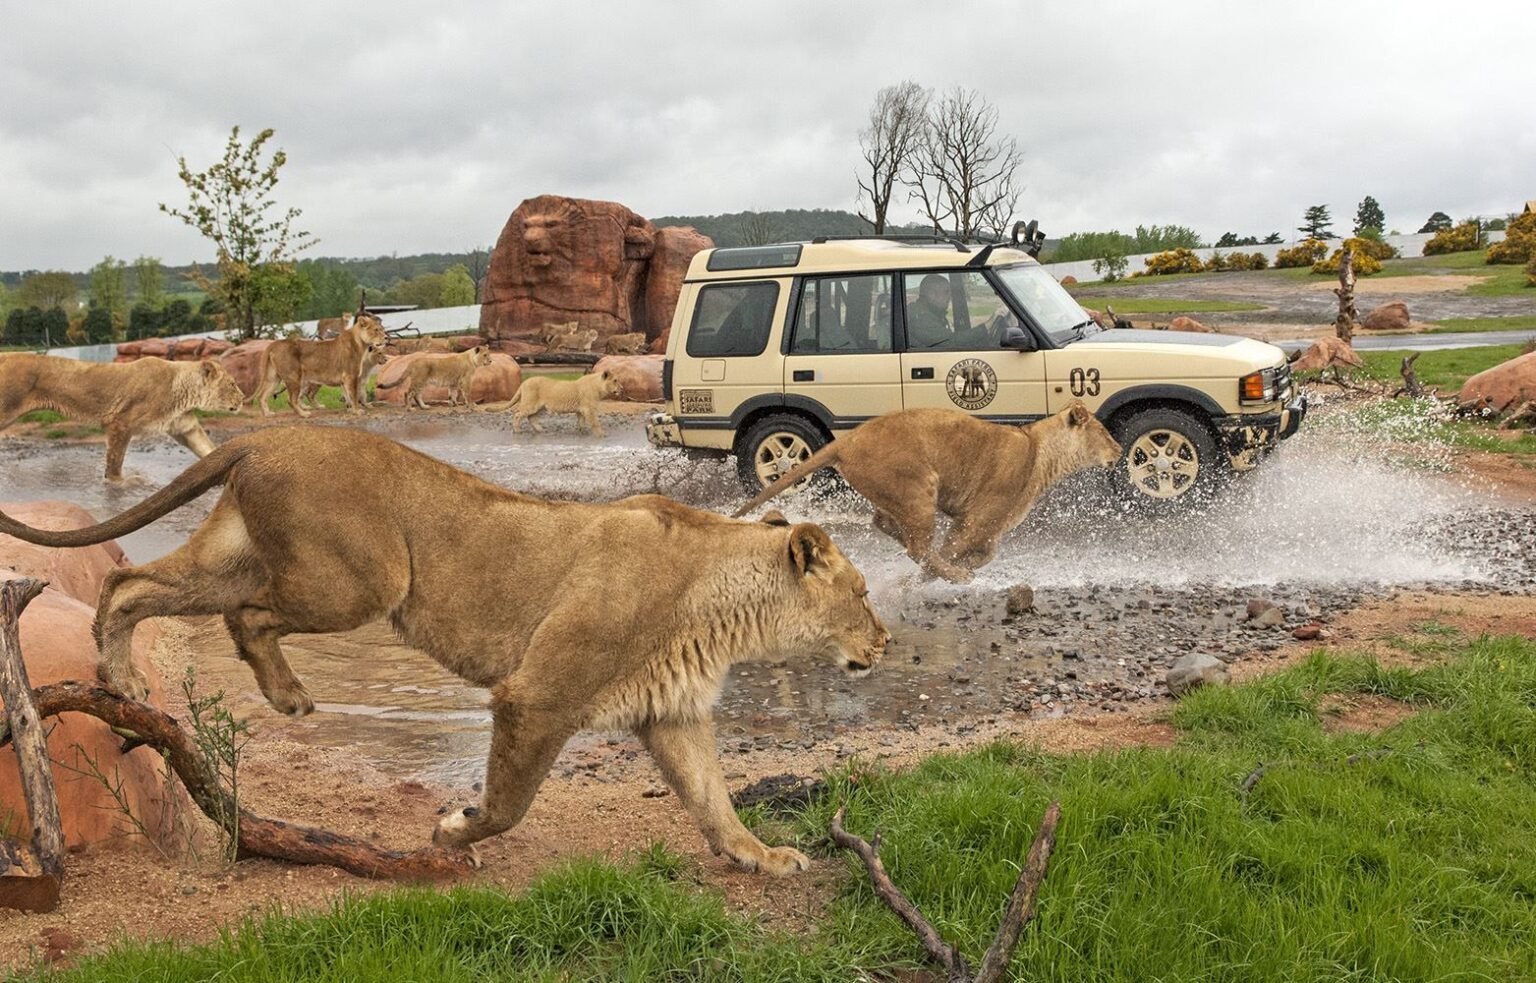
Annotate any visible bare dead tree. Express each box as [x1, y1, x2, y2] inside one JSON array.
[[856, 81, 930, 235], [737, 211, 783, 247], [902, 87, 1023, 240], [465, 245, 490, 301], [1333, 244, 1358, 343]]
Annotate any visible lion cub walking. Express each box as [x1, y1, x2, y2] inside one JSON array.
[[734, 402, 1122, 583], [504, 369, 622, 436], [376, 346, 492, 410]]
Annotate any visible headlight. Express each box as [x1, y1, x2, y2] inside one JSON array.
[[1239, 368, 1278, 404]]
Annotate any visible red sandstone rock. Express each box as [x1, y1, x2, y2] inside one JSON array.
[[372, 352, 523, 406], [1059, 275, 1078, 285], [1458, 351, 1536, 414], [644, 226, 712, 348], [1169, 316, 1212, 333], [219, 340, 275, 396], [1360, 301, 1410, 331], [0, 502, 128, 606], [593, 354, 665, 403], [1291, 336, 1364, 373]]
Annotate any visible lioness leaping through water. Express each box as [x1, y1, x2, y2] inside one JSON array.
[[0, 354, 246, 480], [253, 314, 388, 417], [0, 427, 887, 873], [734, 402, 1122, 583]]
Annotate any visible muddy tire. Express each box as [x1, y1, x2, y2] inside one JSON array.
[[736, 415, 827, 496], [1111, 406, 1222, 508]]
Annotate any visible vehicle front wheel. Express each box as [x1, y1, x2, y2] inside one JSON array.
[[736, 415, 827, 496], [1111, 406, 1223, 508]]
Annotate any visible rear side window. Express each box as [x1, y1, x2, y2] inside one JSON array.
[[685, 281, 780, 358]]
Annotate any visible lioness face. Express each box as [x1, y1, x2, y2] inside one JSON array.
[[201, 359, 247, 412], [367, 345, 389, 366], [354, 315, 389, 347], [600, 369, 624, 399], [1063, 401, 1122, 468], [472, 346, 493, 367], [787, 524, 889, 677]]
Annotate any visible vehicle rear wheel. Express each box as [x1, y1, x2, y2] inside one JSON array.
[[736, 415, 827, 496], [1111, 406, 1222, 508]]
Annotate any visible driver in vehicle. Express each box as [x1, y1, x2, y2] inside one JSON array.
[[907, 274, 1010, 350]]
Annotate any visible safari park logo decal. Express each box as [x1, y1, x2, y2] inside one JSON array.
[[945, 358, 997, 411]]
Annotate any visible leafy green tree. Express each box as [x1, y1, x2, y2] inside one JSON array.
[[1298, 205, 1335, 240], [250, 263, 312, 330], [161, 298, 194, 336], [133, 256, 166, 309], [89, 256, 128, 327], [1485, 217, 1508, 231], [0, 280, 10, 325], [1262, 232, 1283, 244], [17, 270, 78, 312], [390, 272, 448, 309], [5, 306, 51, 346], [160, 126, 315, 339], [296, 259, 360, 319], [1353, 196, 1385, 236], [40, 308, 67, 345], [1418, 211, 1452, 234], [128, 301, 163, 340], [440, 264, 476, 306], [83, 303, 115, 344]]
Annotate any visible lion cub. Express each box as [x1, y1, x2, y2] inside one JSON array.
[[735, 402, 1122, 583], [505, 369, 623, 436], [376, 346, 493, 410]]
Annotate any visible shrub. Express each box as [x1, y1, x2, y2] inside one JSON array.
[[1423, 220, 1481, 255], [1204, 251, 1268, 272], [1485, 211, 1536, 265], [1526, 254, 1536, 287], [1138, 247, 1206, 276], [1092, 251, 1129, 282], [1274, 239, 1328, 268], [1312, 243, 1383, 277], [1350, 231, 1398, 260]]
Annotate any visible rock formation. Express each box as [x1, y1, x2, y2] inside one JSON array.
[[1458, 351, 1536, 414], [1291, 336, 1364, 373], [592, 354, 665, 403], [1360, 301, 1411, 332], [1168, 316, 1212, 333], [114, 337, 233, 363], [479, 196, 712, 353]]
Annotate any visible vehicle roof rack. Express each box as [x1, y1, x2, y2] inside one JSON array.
[[809, 233, 970, 253]]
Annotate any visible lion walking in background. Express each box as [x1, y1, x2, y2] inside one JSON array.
[[375, 346, 492, 410], [504, 369, 622, 436], [253, 314, 388, 416]]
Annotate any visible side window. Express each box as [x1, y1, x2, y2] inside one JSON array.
[[903, 271, 1023, 352], [790, 274, 894, 354], [685, 281, 780, 358]]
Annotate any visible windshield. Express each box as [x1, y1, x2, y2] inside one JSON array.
[[993, 264, 1097, 345]]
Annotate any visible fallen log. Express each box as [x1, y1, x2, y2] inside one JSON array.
[[1, 681, 477, 882], [0, 578, 65, 912], [512, 352, 603, 366], [830, 800, 1061, 983]]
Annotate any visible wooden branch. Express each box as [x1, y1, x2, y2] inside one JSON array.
[[0, 578, 66, 912], [2, 681, 476, 882], [1333, 244, 1358, 344], [830, 801, 1062, 983], [1399, 352, 1424, 398]]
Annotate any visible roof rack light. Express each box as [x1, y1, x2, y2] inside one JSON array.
[[705, 244, 804, 271]]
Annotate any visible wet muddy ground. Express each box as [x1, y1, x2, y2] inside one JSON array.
[[5, 402, 1534, 792]]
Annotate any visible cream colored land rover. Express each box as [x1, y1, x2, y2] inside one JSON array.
[[645, 231, 1306, 506]]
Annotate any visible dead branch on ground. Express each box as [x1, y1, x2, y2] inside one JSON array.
[[830, 800, 1061, 983]]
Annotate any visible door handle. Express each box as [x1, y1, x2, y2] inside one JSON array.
[[910, 367, 934, 380], [792, 369, 814, 382]]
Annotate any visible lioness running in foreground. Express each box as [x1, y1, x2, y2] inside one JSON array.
[[0, 427, 887, 873], [735, 402, 1122, 583], [376, 346, 493, 410], [253, 314, 388, 417], [0, 354, 246, 479], [505, 369, 623, 436]]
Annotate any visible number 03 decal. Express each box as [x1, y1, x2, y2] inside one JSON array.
[[1068, 367, 1101, 397]]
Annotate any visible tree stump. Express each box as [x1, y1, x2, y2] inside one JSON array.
[[0, 578, 65, 912], [1333, 244, 1358, 344]]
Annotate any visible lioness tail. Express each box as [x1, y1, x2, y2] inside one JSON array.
[[730, 441, 844, 518], [0, 441, 251, 548]]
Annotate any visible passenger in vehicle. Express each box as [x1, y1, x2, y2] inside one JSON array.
[[905, 274, 954, 348]]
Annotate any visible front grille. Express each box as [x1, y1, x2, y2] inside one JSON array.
[[1274, 362, 1293, 400]]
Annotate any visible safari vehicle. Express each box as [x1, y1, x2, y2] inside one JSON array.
[[645, 224, 1306, 506]]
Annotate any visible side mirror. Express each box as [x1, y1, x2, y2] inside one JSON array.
[[1002, 325, 1032, 350]]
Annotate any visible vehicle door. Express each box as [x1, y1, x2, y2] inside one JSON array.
[[782, 272, 903, 429], [897, 269, 1048, 422]]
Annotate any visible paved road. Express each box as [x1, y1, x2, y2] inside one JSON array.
[[1274, 330, 1531, 354]]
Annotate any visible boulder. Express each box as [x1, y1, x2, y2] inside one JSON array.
[[0, 501, 129, 606], [644, 226, 712, 349], [1165, 653, 1229, 697], [219, 340, 275, 396], [1169, 316, 1212, 333], [1005, 584, 1035, 617], [1360, 301, 1411, 332], [592, 354, 665, 403], [1059, 275, 1078, 285], [479, 196, 711, 351], [1291, 336, 1364, 373], [1457, 351, 1536, 415], [135, 338, 170, 358], [372, 352, 523, 407]]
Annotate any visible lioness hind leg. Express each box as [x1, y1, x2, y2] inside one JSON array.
[[284, 374, 310, 417], [224, 606, 315, 716], [638, 718, 809, 876], [433, 692, 577, 849]]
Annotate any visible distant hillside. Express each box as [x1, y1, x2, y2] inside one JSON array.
[[650, 208, 879, 248]]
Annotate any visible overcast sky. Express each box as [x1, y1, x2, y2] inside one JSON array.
[[3, 1, 1533, 271]]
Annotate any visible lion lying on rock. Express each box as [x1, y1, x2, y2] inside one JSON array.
[[735, 402, 1122, 583], [376, 346, 492, 410], [254, 314, 388, 417], [0, 427, 887, 873], [504, 369, 623, 436], [0, 354, 246, 479]]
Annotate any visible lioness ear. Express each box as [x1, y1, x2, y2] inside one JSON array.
[[787, 523, 832, 577], [201, 360, 219, 379], [1067, 402, 1091, 427], [760, 509, 789, 527]]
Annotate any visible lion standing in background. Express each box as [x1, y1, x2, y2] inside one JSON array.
[[375, 346, 493, 410], [253, 314, 388, 417], [504, 369, 622, 436], [0, 353, 245, 479], [0, 426, 888, 873]]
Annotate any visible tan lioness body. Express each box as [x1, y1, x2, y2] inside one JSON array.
[[254, 315, 388, 417], [376, 346, 492, 410], [506, 369, 622, 436], [295, 344, 389, 410], [0, 427, 886, 872], [735, 402, 1122, 583], [0, 354, 245, 479]]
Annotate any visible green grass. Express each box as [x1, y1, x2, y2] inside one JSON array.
[[1312, 397, 1536, 460], [19, 632, 1536, 981], [1071, 297, 1266, 314], [1354, 343, 1529, 390], [1430, 315, 1536, 334], [17, 409, 65, 424], [252, 384, 374, 414]]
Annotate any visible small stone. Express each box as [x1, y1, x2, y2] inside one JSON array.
[[1245, 598, 1275, 620], [180, 885, 198, 896], [641, 785, 670, 799], [1292, 623, 1323, 641], [1005, 584, 1036, 617], [1165, 653, 1229, 697], [1255, 607, 1285, 627]]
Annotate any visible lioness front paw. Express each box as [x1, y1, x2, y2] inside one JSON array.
[[99, 662, 151, 702], [267, 684, 315, 717], [727, 842, 811, 876]]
